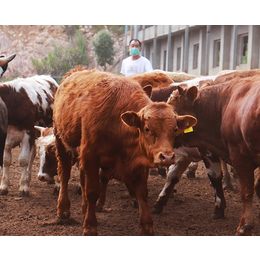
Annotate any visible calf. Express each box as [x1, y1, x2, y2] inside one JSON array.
[[35, 126, 81, 194], [0, 75, 59, 196], [53, 68, 196, 235], [0, 54, 16, 78], [167, 70, 260, 235]]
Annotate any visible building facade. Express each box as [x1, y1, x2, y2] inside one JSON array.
[[125, 25, 260, 76]]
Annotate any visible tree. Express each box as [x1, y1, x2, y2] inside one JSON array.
[[31, 30, 90, 83], [92, 29, 115, 71]]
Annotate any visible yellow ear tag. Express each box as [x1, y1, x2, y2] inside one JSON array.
[[184, 126, 193, 133]]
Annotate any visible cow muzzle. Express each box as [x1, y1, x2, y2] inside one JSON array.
[[38, 173, 54, 182], [154, 152, 176, 166]]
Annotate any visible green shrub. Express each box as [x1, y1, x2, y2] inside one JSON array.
[[92, 29, 115, 71]]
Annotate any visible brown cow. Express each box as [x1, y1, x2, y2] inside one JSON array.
[[129, 71, 174, 89], [167, 71, 260, 235], [53, 68, 197, 235]]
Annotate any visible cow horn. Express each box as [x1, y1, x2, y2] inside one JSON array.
[[34, 126, 45, 133], [0, 53, 16, 66]]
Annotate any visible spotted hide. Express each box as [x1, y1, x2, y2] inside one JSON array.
[[0, 75, 59, 196]]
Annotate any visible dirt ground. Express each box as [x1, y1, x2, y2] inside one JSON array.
[[0, 147, 260, 237]]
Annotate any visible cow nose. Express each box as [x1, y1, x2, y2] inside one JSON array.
[[159, 153, 175, 165], [38, 175, 45, 181]]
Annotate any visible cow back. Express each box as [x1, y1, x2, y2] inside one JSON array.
[[54, 69, 152, 149], [0, 75, 59, 128]]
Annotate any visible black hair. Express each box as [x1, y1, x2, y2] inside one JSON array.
[[129, 39, 142, 47]]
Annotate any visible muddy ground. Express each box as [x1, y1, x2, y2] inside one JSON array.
[[0, 147, 260, 237]]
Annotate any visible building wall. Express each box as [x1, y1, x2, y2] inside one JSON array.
[[125, 25, 260, 76]]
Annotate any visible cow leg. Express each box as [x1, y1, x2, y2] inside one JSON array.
[[0, 144, 12, 195], [186, 162, 198, 178], [201, 154, 226, 219], [235, 166, 255, 236], [80, 152, 100, 236], [96, 170, 109, 212], [132, 168, 154, 235], [19, 136, 36, 197], [254, 168, 260, 199], [125, 183, 138, 208], [56, 137, 72, 220], [222, 160, 233, 190], [151, 155, 191, 214]]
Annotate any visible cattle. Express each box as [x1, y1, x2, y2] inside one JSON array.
[[0, 54, 16, 78], [150, 75, 234, 218], [129, 71, 174, 88], [153, 69, 200, 82], [167, 70, 260, 235], [35, 126, 57, 182], [35, 125, 81, 195], [0, 75, 59, 196], [52, 68, 197, 235]]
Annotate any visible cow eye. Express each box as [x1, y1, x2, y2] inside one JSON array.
[[145, 127, 150, 133]]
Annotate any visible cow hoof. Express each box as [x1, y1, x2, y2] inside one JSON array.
[[95, 204, 104, 212], [83, 226, 97, 236], [151, 204, 163, 214], [212, 208, 225, 219], [236, 224, 253, 236], [133, 200, 138, 208], [53, 187, 60, 196], [186, 171, 196, 178], [76, 186, 82, 195], [19, 191, 29, 197], [139, 226, 154, 236], [0, 189, 8, 195], [58, 212, 70, 220]]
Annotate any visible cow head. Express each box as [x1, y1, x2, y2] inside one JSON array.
[[121, 102, 197, 167], [167, 86, 198, 116], [0, 54, 16, 78], [35, 126, 57, 182]]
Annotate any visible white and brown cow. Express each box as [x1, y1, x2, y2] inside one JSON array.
[[35, 126, 81, 195], [0, 54, 16, 78], [0, 75, 59, 196]]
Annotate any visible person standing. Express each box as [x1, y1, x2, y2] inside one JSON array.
[[121, 39, 153, 77]]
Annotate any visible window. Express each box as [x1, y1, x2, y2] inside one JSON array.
[[240, 34, 248, 64], [213, 40, 220, 67], [177, 47, 181, 70], [193, 44, 199, 69]]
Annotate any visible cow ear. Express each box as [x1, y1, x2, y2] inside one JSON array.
[[176, 115, 197, 131], [187, 86, 198, 102], [177, 86, 185, 96], [143, 85, 152, 98], [121, 111, 141, 129]]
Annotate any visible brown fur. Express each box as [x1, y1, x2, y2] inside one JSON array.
[[129, 71, 173, 89], [168, 70, 260, 235], [53, 68, 196, 236]]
